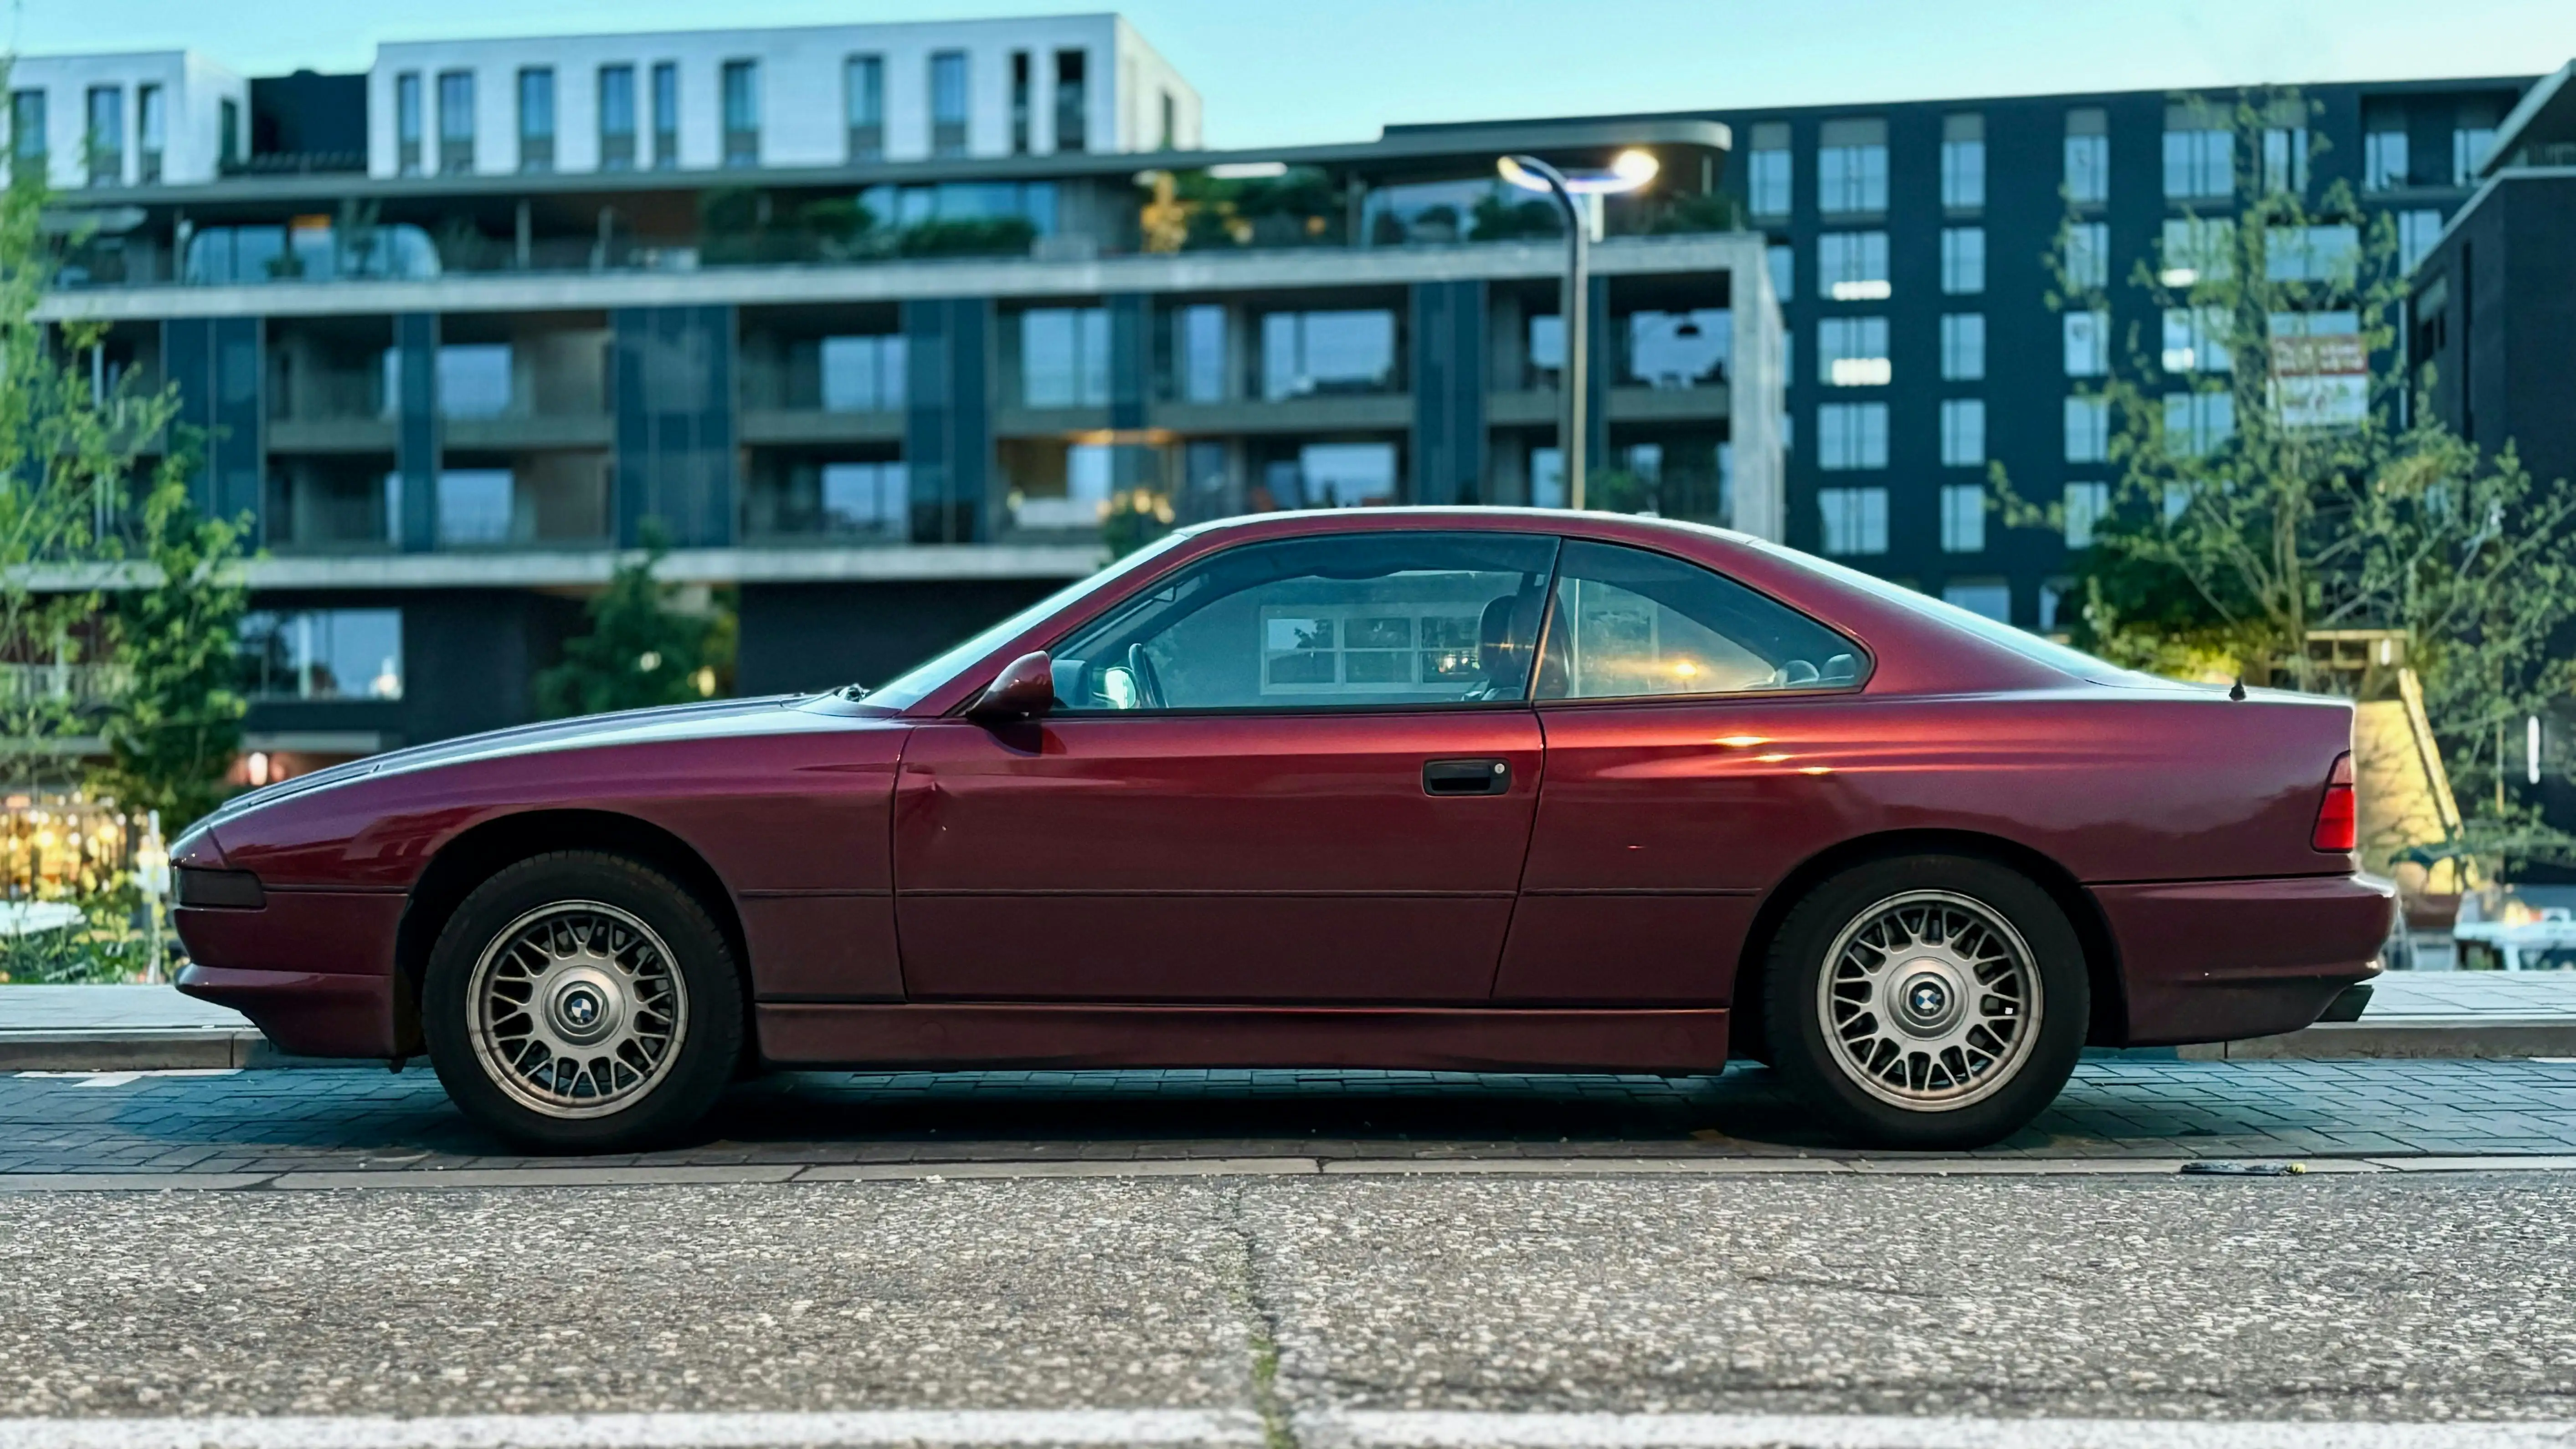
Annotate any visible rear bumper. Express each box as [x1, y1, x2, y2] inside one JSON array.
[[172, 891, 407, 1059], [2096, 874, 2396, 1047]]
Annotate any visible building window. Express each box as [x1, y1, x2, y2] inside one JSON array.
[[1816, 403, 1889, 470], [651, 62, 678, 169], [2263, 125, 2309, 194], [2453, 126, 2495, 185], [721, 60, 760, 167], [2398, 209, 2444, 273], [2365, 128, 2409, 192], [395, 73, 422, 175], [1940, 484, 1986, 553], [1008, 52, 1031, 156], [2064, 311, 2110, 377], [2162, 307, 2233, 373], [1766, 243, 1794, 303], [1272, 442, 1399, 509], [1021, 307, 1111, 406], [597, 65, 636, 171], [1941, 113, 1985, 209], [1817, 317, 1890, 387], [1174, 304, 1227, 402], [1818, 231, 1890, 300], [820, 335, 907, 412], [1054, 50, 1088, 153], [1817, 118, 1887, 214], [1261, 310, 1397, 399], [240, 609, 405, 701], [2064, 396, 2110, 462], [517, 68, 555, 172], [2160, 217, 2235, 285], [137, 83, 164, 183], [2165, 391, 2236, 457], [2063, 482, 2111, 548], [2065, 108, 2109, 204], [1817, 486, 1889, 555], [1940, 313, 1985, 380], [1940, 226, 1985, 294], [846, 55, 885, 161], [1748, 121, 1791, 218], [437, 71, 474, 174], [10, 90, 46, 178], [2064, 221, 2109, 290], [2163, 105, 2232, 200], [82, 85, 121, 187], [219, 97, 240, 171], [1940, 399, 1986, 467], [1943, 579, 2011, 622], [2265, 223, 2360, 282], [929, 51, 968, 158], [1160, 90, 1177, 150]]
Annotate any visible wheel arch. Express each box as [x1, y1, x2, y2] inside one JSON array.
[[1728, 828, 2128, 1058], [391, 809, 751, 1057]]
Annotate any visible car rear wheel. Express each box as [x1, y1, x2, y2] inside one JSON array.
[[422, 852, 743, 1153], [1762, 855, 2087, 1150]]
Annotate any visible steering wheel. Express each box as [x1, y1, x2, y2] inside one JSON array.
[[1126, 643, 1167, 710]]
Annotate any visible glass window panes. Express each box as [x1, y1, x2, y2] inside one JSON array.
[[2064, 108, 2110, 204], [1021, 308, 1110, 406], [1941, 113, 1985, 209], [2064, 396, 2110, 463], [1817, 486, 1889, 555], [1816, 403, 1888, 470], [2160, 217, 2236, 284], [1766, 243, 1794, 303], [1940, 313, 1985, 380], [847, 54, 886, 160], [1175, 304, 1226, 402], [1817, 118, 1888, 214], [1625, 310, 1729, 389], [597, 65, 636, 170], [1052, 531, 1557, 710], [1260, 310, 1395, 400], [821, 335, 906, 411], [2454, 126, 2495, 185], [651, 63, 678, 168], [85, 85, 122, 186], [1941, 227, 1985, 295], [2064, 222, 2109, 290], [2162, 307, 2232, 373], [2162, 109, 2231, 199], [2266, 224, 2360, 282], [930, 51, 969, 156], [1540, 540, 1860, 699], [721, 59, 760, 166], [436, 469, 514, 545], [1943, 579, 2010, 622], [1940, 483, 1986, 553], [1940, 399, 1985, 467], [2365, 130, 2409, 191], [2063, 311, 2109, 377], [1819, 231, 1890, 299], [517, 67, 555, 172], [437, 71, 474, 173], [2398, 210, 2444, 273], [2062, 481, 2111, 547], [821, 462, 908, 533], [1817, 317, 1889, 387], [436, 344, 512, 419], [1748, 122, 1792, 217], [2264, 126, 2309, 194], [2164, 391, 2236, 457], [1273, 442, 1397, 508], [240, 609, 404, 701]]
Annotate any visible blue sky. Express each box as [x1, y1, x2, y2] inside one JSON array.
[[21, 0, 2576, 148]]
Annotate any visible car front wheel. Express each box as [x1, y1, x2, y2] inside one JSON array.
[[422, 852, 744, 1153], [1763, 855, 2087, 1150]]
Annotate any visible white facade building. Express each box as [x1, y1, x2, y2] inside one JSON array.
[[365, 14, 1201, 179], [4, 51, 248, 187]]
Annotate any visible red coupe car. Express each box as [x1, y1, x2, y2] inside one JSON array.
[[172, 509, 2392, 1151]]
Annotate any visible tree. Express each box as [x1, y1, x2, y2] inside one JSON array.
[[535, 531, 730, 718], [1999, 90, 2576, 857], [89, 473, 251, 830]]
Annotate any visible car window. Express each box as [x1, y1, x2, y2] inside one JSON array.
[[862, 531, 1194, 709], [1535, 540, 1865, 701], [1052, 532, 1559, 712]]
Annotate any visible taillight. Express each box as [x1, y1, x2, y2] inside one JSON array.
[[2312, 752, 2357, 853]]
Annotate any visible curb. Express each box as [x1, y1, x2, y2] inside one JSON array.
[[2176, 1019, 2576, 1060], [0, 1030, 345, 1072]]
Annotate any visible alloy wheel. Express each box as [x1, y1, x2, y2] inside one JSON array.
[[1815, 889, 2041, 1112], [465, 900, 689, 1120]]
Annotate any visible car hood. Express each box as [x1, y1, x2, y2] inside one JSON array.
[[198, 694, 822, 831]]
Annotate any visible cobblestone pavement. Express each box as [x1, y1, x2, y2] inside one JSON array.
[[6, 1058, 2576, 1177]]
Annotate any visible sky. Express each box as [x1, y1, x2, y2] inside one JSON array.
[[18, 0, 2576, 149]]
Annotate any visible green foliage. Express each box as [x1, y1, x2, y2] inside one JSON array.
[[1996, 88, 2576, 862], [89, 473, 251, 831], [534, 532, 731, 719], [1470, 193, 1563, 242], [1100, 488, 1177, 560], [0, 883, 162, 984]]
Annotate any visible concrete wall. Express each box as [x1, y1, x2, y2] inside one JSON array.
[[5, 50, 247, 186]]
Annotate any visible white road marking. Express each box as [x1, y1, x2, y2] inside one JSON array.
[[4, 1412, 2576, 1449], [13, 1069, 240, 1088]]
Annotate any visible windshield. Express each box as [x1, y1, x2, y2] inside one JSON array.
[[859, 532, 1196, 710]]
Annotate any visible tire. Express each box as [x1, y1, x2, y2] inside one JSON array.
[[1762, 854, 2087, 1150], [422, 851, 744, 1153]]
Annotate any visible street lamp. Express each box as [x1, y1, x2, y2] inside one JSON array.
[[1498, 149, 1659, 511]]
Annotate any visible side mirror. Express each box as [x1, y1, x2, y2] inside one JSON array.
[[968, 650, 1056, 724]]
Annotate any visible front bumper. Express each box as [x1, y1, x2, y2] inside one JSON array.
[[2096, 873, 2397, 1047], [172, 891, 408, 1058]]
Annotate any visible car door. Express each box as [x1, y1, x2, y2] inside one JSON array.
[[1498, 539, 1871, 1005], [895, 529, 1559, 1003]]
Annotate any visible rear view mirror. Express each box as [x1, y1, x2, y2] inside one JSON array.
[[968, 651, 1056, 724]]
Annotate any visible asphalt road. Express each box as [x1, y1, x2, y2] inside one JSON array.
[[7, 1171, 2576, 1435]]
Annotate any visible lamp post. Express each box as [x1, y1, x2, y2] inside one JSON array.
[[1497, 149, 1659, 511]]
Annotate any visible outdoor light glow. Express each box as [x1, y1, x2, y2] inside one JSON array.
[[2161, 267, 2200, 287], [1498, 149, 1660, 195], [1830, 358, 1893, 386], [2531, 715, 2543, 786], [1713, 735, 1769, 748], [1829, 280, 1893, 301]]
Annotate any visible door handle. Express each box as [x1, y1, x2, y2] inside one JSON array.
[[1424, 758, 1512, 796]]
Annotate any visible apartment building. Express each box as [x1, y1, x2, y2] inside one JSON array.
[[25, 18, 1778, 768]]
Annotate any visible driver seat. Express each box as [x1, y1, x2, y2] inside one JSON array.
[[1465, 592, 1539, 700]]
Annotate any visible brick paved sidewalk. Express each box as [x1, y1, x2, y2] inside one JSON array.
[[6, 1058, 2576, 1178]]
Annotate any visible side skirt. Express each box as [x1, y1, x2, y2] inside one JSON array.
[[754, 1003, 1731, 1075]]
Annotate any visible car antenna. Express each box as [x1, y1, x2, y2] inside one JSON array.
[[2228, 676, 2247, 701]]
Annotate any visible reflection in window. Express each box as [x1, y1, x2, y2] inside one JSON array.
[[1260, 310, 1395, 399], [1020, 307, 1109, 406], [1940, 483, 1986, 553], [1818, 486, 1889, 555], [2065, 396, 2110, 463], [1262, 442, 1396, 509], [1538, 540, 1860, 699], [2364, 129, 2408, 192], [821, 335, 906, 411], [1748, 122, 1791, 217], [1174, 303, 1226, 402], [1817, 118, 1888, 214], [1941, 227, 1985, 295], [930, 51, 968, 157], [2064, 222, 2109, 290], [2063, 481, 2112, 547], [1817, 317, 1889, 387], [436, 344, 514, 418], [721, 60, 760, 167], [1624, 310, 1728, 389], [2163, 108, 2231, 200], [2065, 108, 2109, 204], [1941, 114, 1985, 208], [184, 223, 441, 285], [2063, 311, 2109, 377], [1818, 231, 1889, 299], [821, 462, 908, 533], [1817, 403, 1888, 470], [240, 609, 404, 700], [1940, 313, 1985, 380], [437, 468, 514, 545]]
